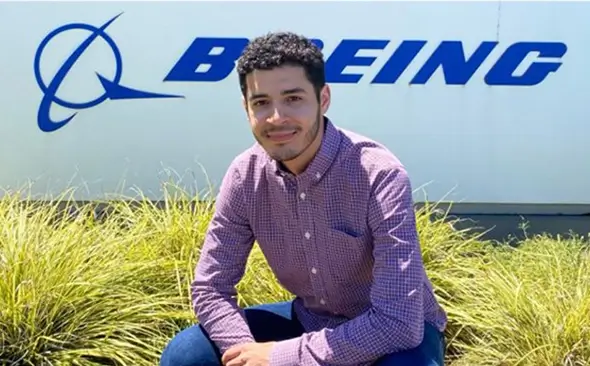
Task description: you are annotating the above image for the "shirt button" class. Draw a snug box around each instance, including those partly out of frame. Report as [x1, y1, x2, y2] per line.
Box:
[304, 232, 311, 239]
[315, 172, 321, 179]
[320, 299, 326, 305]
[299, 192, 306, 200]
[311, 267, 317, 274]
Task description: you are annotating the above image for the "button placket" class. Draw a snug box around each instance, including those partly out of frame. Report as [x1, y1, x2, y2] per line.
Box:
[298, 184, 330, 309]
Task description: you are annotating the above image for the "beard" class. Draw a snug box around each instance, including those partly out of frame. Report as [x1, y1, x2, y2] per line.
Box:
[256, 110, 322, 163]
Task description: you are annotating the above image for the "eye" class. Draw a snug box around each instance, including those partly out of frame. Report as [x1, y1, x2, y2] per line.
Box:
[286, 95, 302, 103]
[252, 100, 268, 107]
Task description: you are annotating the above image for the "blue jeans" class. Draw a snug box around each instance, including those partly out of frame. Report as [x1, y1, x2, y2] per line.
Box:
[160, 301, 445, 366]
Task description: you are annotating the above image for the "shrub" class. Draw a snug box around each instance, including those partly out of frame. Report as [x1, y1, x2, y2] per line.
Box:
[0, 185, 588, 365]
[445, 234, 590, 366]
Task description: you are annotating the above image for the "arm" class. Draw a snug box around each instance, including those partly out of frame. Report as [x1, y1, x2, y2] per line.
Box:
[269, 166, 426, 365]
[191, 164, 256, 354]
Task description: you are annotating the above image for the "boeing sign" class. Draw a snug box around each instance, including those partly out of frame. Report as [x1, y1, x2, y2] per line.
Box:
[34, 13, 183, 133]
[167, 38, 567, 86]
[34, 13, 568, 133]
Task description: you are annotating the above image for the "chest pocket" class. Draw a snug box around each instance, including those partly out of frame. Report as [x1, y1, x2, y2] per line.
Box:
[324, 228, 373, 284]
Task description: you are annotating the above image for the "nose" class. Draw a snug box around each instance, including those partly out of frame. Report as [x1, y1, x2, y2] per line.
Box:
[267, 105, 288, 125]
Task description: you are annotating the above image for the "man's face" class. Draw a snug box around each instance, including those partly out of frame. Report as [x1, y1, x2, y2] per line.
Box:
[243, 65, 330, 163]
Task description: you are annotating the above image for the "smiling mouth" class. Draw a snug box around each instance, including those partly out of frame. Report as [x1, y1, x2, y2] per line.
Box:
[266, 130, 298, 143]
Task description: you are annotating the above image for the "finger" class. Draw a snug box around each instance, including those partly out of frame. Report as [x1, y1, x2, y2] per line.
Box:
[221, 346, 242, 365]
[225, 355, 246, 366]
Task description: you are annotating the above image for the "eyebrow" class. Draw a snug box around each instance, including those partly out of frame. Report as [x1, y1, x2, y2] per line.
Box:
[249, 87, 307, 101]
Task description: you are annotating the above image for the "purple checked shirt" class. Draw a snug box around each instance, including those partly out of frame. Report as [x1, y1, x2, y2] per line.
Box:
[192, 119, 448, 365]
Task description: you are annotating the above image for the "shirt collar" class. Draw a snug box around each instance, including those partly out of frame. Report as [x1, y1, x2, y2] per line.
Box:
[267, 116, 342, 185]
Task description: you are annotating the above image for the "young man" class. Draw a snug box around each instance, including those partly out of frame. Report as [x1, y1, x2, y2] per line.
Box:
[160, 32, 448, 366]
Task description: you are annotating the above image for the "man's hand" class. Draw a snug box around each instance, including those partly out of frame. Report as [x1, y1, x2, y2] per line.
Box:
[221, 342, 275, 366]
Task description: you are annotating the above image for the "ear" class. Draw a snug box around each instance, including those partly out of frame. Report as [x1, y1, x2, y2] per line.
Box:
[319, 84, 331, 115]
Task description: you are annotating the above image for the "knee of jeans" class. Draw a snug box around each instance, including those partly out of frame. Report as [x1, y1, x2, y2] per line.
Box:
[160, 325, 219, 366]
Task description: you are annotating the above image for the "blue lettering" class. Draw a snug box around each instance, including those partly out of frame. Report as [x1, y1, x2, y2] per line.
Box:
[324, 40, 389, 83]
[164, 37, 249, 82]
[484, 42, 567, 86]
[411, 41, 498, 85]
[310, 39, 324, 50]
[371, 40, 426, 84]
[165, 37, 567, 87]
[165, 37, 324, 82]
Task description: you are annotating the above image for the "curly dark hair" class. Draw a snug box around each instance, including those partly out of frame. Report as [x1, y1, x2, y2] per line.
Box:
[236, 32, 326, 100]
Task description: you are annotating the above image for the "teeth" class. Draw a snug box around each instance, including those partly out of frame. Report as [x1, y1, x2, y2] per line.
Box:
[268, 131, 295, 136]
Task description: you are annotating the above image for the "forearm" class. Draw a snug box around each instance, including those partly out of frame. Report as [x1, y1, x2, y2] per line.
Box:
[269, 296, 424, 365]
[192, 281, 255, 353]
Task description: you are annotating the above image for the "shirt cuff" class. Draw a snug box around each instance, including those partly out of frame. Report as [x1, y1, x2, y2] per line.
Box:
[269, 337, 301, 366]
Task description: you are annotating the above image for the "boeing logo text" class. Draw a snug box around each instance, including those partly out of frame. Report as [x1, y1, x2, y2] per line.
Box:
[34, 13, 183, 133]
[34, 14, 568, 133]
[166, 37, 567, 86]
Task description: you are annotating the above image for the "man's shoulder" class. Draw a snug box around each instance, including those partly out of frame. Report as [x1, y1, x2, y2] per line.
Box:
[336, 126, 407, 177]
[335, 126, 414, 209]
[224, 143, 268, 181]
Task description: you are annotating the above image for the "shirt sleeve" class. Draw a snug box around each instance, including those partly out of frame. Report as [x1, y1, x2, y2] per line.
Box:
[269, 166, 426, 365]
[190, 163, 256, 354]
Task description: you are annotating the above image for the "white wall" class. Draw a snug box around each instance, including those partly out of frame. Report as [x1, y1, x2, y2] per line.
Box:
[0, 1, 588, 205]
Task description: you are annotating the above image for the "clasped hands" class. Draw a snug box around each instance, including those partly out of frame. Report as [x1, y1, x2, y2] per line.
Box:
[221, 341, 275, 366]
